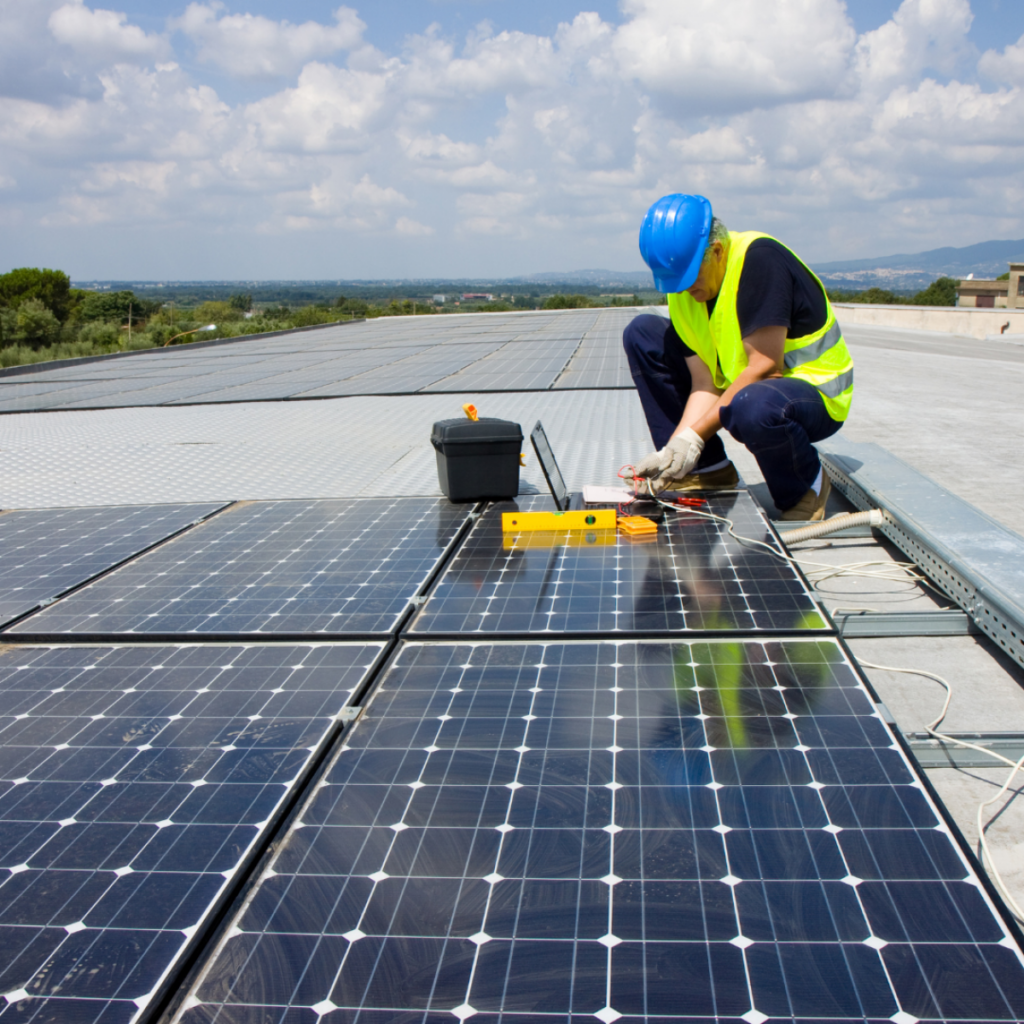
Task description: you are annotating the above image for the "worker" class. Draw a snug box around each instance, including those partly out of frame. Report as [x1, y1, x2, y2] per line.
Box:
[624, 194, 854, 521]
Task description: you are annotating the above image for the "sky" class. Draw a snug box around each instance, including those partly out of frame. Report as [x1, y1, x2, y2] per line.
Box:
[2, 0, 1024, 280]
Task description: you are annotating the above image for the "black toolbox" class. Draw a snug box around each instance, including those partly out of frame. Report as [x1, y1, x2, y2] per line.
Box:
[431, 417, 523, 502]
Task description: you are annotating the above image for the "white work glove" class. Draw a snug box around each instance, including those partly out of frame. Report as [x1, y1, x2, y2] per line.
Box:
[633, 428, 704, 492]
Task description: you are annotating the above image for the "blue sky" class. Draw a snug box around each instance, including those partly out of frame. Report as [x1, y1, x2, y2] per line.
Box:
[2, 0, 1024, 279]
[119, 0, 1024, 54]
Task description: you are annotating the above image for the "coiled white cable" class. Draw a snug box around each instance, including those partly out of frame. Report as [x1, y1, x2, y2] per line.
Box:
[651, 497, 930, 592]
[857, 660, 1024, 923]
[651, 495, 1024, 919]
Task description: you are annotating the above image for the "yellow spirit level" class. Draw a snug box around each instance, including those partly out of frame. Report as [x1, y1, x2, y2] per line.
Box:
[501, 509, 618, 532]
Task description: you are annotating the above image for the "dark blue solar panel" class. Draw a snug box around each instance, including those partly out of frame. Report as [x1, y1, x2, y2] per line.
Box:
[409, 492, 828, 636]
[0, 503, 228, 628]
[9, 498, 471, 638]
[0, 641, 383, 1024]
[178, 640, 1024, 1023]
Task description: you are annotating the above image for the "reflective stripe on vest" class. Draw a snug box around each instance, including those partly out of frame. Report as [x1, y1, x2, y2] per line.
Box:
[816, 366, 854, 398]
[783, 321, 842, 369]
[667, 231, 854, 421]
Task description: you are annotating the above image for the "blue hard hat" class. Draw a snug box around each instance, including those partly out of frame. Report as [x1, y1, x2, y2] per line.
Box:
[639, 194, 713, 293]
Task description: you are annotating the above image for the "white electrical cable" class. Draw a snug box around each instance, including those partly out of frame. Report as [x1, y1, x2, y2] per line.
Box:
[857, 659, 1024, 923]
[648, 493, 1024, 919]
[651, 497, 928, 592]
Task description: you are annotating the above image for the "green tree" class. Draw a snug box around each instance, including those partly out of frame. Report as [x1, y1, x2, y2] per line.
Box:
[911, 277, 958, 306]
[77, 321, 122, 348]
[856, 287, 905, 305]
[997, 271, 1010, 281]
[194, 300, 242, 323]
[80, 290, 159, 323]
[542, 294, 596, 309]
[0, 306, 16, 346]
[0, 268, 73, 321]
[229, 292, 253, 311]
[14, 298, 61, 347]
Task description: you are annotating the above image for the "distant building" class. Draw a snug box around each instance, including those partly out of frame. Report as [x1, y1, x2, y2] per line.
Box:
[958, 261, 1024, 307]
[432, 294, 446, 304]
[1010, 263, 1024, 308]
[461, 293, 494, 301]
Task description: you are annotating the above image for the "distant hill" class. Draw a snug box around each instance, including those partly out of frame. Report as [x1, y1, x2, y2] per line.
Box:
[74, 240, 1024, 296]
[510, 269, 655, 288]
[812, 239, 1024, 291]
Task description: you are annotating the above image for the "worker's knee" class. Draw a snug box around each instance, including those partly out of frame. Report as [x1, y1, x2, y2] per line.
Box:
[622, 314, 669, 358]
[721, 382, 783, 439]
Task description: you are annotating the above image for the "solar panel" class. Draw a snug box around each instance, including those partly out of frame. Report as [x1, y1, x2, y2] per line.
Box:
[424, 338, 583, 392]
[0, 503, 228, 627]
[409, 491, 828, 636]
[178, 638, 1024, 1023]
[9, 499, 472, 639]
[297, 343, 507, 397]
[0, 640, 384, 1024]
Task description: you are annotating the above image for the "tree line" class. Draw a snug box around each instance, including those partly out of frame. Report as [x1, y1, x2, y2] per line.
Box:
[0, 266, 959, 371]
[825, 277, 959, 307]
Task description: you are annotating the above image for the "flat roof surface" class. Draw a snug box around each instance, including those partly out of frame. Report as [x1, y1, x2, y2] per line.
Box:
[0, 310, 1021, 1023]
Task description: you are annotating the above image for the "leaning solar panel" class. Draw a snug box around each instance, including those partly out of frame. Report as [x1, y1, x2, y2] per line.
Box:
[178, 639, 1024, 1023]
[0, 502, 228, 628]
[9, 498, 471, 638]
[409, 491, 827, 636]
[0, 641, 384, 1024]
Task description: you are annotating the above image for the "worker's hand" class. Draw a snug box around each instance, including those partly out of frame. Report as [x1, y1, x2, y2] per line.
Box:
[632, 429, 705, 491]
[650, 428, 704, 490]
[633, 447, 671, 480]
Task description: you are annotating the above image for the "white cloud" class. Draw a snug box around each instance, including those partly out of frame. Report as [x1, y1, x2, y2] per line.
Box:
[612, 0, 856, 109]
[174, 3, 365, 79]
[854, 0, 975, 93]
[244, 62, 392, 152]
[395, 216, 433, 235]
[1, 0, 1023, 276]
[49, 0, 170, 63]
[979, 34, 1024, 86]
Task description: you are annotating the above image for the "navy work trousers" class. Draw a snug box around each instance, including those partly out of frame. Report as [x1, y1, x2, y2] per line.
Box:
[622, 313, 843, 511]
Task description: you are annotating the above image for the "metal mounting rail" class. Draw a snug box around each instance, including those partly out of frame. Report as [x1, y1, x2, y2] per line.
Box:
[818, 438, 1024, 672]
[834, 609, 978, 638]
[904, 731, 1024, 769]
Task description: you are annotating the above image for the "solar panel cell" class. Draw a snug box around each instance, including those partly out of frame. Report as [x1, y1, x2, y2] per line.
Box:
[178, 639, 1024, 1024]
[0, 641, 382, 1024]
[10, 498, 472, 638]
[409, 493, 827, 636]
[0, 503, 228, 627]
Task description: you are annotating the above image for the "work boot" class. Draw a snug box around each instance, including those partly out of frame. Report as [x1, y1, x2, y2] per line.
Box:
[660, 462, 740, 492]
[779, 474, 831, 521]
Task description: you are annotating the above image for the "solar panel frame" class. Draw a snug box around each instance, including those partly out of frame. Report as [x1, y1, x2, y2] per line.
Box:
[0, 640, 387, 1024]
[408, 491, 830, 638]
[174, 638, 1024, 1024]
[0, 503, 230, 629]
[8, 498, 475, 640]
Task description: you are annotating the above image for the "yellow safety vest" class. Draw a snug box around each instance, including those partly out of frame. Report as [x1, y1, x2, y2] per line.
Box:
[667, 231, 854, 421]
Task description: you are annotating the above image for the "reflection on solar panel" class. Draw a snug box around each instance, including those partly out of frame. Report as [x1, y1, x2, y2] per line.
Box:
[425, 338, 585, 392]
[0, 641, 383, 1024]
[409, 492, 827, 636]
[179, 639, 1024, 1023]
[10, 499, 470, 638]
[0, 503, 228, 627]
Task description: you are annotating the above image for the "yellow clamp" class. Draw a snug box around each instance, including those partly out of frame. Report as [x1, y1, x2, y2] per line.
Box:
[462, 403, 479, 421]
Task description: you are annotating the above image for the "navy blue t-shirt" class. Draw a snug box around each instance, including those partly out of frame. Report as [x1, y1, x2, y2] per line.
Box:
[680, 238, 828, 355]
